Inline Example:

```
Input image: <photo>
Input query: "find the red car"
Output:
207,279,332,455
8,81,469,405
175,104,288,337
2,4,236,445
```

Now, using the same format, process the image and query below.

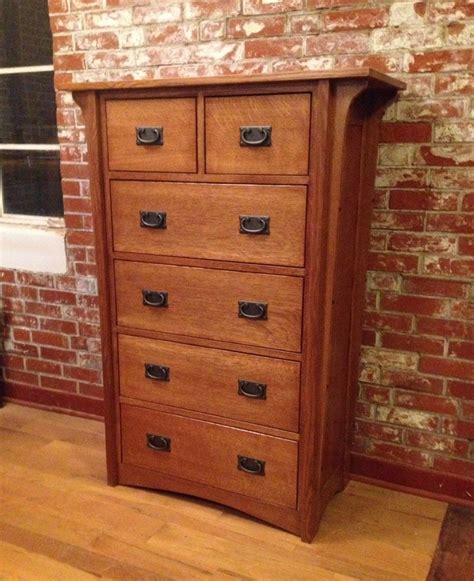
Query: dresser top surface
60,68,405,94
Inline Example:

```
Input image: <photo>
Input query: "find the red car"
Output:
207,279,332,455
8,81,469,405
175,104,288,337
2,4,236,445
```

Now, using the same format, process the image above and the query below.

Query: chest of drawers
69,70,404,542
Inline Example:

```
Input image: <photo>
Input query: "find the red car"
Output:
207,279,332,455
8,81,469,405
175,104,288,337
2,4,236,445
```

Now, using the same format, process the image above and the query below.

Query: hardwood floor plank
0,404,447,580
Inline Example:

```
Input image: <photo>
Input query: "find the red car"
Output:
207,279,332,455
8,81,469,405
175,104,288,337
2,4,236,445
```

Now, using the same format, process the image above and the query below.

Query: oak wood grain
118,334,300,432
111,181,307,266
206,93,311,176
106,98,197,173
121,403,299,508
114,261,304,352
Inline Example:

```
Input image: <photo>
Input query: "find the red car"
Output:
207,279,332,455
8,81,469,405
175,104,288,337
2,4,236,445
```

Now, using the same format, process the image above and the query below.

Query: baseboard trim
351,452,474,507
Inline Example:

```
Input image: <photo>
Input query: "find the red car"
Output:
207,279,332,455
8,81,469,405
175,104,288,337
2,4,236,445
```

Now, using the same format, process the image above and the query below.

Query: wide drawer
106,98,197,173
114,261,303,352
118,334,300,432
111,181,307,267
121,404,298,508
205,93,311,175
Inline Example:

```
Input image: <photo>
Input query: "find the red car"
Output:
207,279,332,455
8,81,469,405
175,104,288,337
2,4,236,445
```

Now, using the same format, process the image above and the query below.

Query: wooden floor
0,404,447,580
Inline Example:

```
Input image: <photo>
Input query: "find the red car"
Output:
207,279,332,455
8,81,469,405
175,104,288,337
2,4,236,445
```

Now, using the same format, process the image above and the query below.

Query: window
0,0,63,223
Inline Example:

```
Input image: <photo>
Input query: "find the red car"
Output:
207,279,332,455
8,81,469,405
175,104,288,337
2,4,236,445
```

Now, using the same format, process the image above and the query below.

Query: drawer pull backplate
136,127,163,146
146,433,171,452
238,380,267,400
240,126,272,147
142,290,168,308
238,301,268,320
238,455,265,475
140,211,167,229
239,215,270,235
145,363,170,381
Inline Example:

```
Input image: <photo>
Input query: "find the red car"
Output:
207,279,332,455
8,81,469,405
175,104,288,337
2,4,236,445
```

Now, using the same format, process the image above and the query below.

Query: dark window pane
1,151,63,217
0,0,53,68
0,72,57,144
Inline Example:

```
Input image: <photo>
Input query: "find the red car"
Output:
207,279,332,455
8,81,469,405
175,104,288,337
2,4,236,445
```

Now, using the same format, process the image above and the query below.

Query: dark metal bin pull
238,455,265,475
238,301,268,320
142,290,168,308
145,363,170,381
240,215,270,235
136,127,163,146
146,433,171,452
238,380,267,400
240,126,272,147
140,211,167,229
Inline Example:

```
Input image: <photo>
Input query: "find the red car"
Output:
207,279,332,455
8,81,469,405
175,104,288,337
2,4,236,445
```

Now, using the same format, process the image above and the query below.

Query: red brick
363,312,412,333
78,383,104,398
368,442,431,468
452,301,474,320
448,380,474,400
63,365,101,383
380,123,432,144
361,329,376,346
394,391,458,415
367,252,418,273
245,38,303,58
423,257,474,277
381,332,444,356
405,431,469,457
41,347,77,364
40,319,78,335
356,421,402,443
289,14,320,33
5,369,39,387
199,21,225,42
53,35,73,54
54,54,85,71
322,8,387,31
307,31,368,55
433,456,474,478
388,234,456,254
0,354,25,370
76,31,120,50
9,343,38,357
462,401,474,420
420,357,474,381
362,385,391,405
243,0,302,15
417,318,474,340
31,331,69,349
416,145,474,167
228,15,286,38
185,0,239,18
427,214,474,234
26,359,62,376
336,54,401,73
381,293,449,317
372,211,424,231
448,341,474,361
407,50,473,73
381,370,444,394
40,375,78,393
402,276,468,298
3,383,104,417
459,237,474,256
39,289,77,306
462,194,474,212
390,190,458,211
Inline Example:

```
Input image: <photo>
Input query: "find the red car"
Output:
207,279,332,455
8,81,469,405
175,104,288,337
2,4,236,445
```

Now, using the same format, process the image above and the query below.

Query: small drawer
115,261,303,352
205,93,311,176
111,181,307,267
121,404,298,508
106,98,197,173
118,334,300,432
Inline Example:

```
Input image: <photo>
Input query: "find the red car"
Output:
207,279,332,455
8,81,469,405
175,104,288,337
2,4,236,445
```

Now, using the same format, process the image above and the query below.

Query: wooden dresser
68,70,404,542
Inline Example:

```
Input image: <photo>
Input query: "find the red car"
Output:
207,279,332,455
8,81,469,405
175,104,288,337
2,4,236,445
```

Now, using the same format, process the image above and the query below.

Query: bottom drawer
121,404,298,509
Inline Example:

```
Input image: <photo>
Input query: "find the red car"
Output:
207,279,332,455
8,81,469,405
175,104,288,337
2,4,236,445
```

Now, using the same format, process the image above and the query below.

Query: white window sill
0,222,67,273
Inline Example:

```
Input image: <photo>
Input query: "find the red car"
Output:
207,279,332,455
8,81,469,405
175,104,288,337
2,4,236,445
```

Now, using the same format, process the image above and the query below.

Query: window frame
0,63,63,226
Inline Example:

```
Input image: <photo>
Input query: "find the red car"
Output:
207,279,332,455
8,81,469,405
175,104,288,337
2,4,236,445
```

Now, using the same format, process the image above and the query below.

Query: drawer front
119,334,300,432
115,261,303,351
106,98,197,173
111,181,307,267
121,404,298,508
205,93,311,176
115,261,303,352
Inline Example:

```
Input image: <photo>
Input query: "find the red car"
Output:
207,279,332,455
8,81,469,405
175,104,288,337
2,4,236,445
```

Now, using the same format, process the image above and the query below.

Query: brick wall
1,0,473,486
